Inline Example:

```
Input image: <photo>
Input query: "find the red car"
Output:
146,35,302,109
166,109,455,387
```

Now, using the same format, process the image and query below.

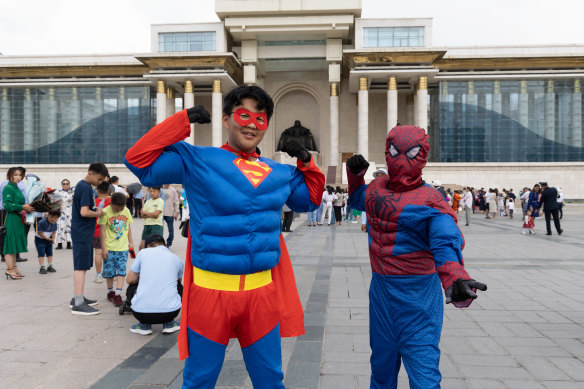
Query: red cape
178,233,305,360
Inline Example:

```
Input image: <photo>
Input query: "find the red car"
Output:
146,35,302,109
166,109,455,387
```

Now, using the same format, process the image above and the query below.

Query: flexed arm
346,154,369,211
124,106,210,186
283,140,325,210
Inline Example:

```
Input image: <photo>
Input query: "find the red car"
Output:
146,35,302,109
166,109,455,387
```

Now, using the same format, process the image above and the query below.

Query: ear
222,113,230,131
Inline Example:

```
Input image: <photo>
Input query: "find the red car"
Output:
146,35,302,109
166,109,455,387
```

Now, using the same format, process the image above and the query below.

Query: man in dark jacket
538,182,563,236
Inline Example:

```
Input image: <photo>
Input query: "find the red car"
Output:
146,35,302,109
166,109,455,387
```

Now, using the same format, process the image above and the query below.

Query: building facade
1,0,583,197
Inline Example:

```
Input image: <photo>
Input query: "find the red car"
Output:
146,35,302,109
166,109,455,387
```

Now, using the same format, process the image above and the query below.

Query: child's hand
102,250,108,260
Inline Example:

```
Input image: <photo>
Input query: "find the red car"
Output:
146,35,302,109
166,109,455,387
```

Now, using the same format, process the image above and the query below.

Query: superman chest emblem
233,158,273,188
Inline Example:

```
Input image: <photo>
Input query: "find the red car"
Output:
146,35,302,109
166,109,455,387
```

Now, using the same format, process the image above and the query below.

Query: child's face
223,97,267,153
110,204,125,213
149,188,160,198
87,172,106,187
48,215,59,224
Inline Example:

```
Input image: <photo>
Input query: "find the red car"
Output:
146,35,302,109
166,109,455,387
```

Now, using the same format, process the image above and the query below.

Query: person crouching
126,234,184,335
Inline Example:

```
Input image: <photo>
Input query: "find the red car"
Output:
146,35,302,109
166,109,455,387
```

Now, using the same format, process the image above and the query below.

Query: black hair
88,162,109,177
223,85,274,122
150,186,162,191
110,192,126,207
145,234,166,248
336,186,342,193
327,186,333,195
48,210,62,218
110,175,119,184
6,167,25,181
96,181,111,194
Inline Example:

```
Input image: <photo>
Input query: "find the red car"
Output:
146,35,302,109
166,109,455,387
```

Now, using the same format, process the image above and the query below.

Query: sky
1,0,583,56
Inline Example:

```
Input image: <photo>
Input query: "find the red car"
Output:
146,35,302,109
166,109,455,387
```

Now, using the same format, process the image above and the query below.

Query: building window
0,86,154,164
433,80,584,163
363,27,424,48
159,32,216,52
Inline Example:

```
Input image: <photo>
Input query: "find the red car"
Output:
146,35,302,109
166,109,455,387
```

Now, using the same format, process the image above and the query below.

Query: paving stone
503,380,546,389
516,356,572,380
216,360,248,387
320,374,356,389
289,340,323,362
284,360,321,389
132,358,184,385
90,369,145,389
117,347,170,370
548,357,584,380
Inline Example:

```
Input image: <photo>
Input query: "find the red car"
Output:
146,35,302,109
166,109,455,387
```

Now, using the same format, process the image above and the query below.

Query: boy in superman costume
346,126,487,389
125,85,324,388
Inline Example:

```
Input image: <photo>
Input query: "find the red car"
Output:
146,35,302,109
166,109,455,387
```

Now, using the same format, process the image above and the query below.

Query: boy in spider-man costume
347,126,487,389
125,85,324,389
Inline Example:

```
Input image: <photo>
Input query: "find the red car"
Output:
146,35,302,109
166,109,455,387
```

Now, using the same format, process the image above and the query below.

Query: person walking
556,187,564,219
320,186,336,226
461,187,473,226
161,184,180,248
527,184,541,218
2,167,35,279
520,187,530,217
333,186,343,226
538,182,563,236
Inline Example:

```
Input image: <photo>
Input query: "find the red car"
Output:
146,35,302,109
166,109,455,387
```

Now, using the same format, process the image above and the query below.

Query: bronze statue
276,120,319,152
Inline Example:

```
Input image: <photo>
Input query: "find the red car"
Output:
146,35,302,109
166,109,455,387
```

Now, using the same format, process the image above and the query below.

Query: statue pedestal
273,151,319,165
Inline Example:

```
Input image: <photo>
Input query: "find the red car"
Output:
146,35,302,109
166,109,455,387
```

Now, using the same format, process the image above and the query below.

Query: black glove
445,278,487,304
186,105,211,124
281,140,311,163
255,146,261,156
347,154,370,175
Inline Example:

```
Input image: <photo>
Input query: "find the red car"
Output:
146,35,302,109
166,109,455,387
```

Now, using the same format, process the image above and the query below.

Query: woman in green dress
3,167,34,280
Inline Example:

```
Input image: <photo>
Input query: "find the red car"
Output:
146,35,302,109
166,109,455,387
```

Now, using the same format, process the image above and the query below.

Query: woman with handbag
2,167,34,280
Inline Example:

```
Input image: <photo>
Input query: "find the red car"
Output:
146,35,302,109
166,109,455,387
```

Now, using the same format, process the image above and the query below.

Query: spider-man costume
348,126,485,389
125,109,324,388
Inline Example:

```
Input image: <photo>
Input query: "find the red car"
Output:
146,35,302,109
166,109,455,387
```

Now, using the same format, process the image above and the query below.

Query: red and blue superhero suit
125,109,324,389
347,126,486,389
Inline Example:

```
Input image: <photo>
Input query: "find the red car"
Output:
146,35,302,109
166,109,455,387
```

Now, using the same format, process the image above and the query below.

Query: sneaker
71,302,100,316
522,231,527,235
112,294,123,307
69,297,98,309
559,229,563,235
130,323,152,335
162,320,181,334
47,265,56,272
107,291,115,302
94,274,104,283
39,266,47,274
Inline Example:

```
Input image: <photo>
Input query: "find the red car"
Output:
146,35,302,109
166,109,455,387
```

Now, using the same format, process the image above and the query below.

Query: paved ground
1,205,584,388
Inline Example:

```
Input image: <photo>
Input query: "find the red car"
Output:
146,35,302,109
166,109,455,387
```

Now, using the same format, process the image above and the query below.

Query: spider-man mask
385,126,429,192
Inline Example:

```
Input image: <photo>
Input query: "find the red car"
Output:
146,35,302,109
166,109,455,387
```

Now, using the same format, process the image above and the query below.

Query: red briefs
186,281,281,348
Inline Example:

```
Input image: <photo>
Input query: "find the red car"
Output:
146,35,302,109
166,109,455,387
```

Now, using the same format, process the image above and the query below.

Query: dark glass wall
0,86,154,164
433,80,584,162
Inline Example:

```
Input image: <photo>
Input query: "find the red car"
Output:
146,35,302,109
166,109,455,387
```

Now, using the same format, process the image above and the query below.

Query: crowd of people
0,164,184,335
429,181,565,235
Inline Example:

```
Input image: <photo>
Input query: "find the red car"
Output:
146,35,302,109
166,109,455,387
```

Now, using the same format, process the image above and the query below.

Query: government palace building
1,1,583,198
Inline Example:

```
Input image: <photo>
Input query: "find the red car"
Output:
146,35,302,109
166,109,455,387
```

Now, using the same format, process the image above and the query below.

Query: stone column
544,80,555,141
406,93,414,125
212,80,223,147
47,88,58,145
491,81,502,161
0,89,10,152
572,80,582,147
23,88,34,151
329,83,339,166
417,76,428,131
166,87,176,119
518,80,529,128
387,76,398,133
156,81,166,124
358,77,369,159
183,80,195,145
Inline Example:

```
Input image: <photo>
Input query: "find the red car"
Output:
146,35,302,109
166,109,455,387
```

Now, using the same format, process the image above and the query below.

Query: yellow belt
193,266,272,291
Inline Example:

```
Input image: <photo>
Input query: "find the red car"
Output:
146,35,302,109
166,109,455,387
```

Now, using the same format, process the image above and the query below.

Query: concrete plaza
1,205,583,388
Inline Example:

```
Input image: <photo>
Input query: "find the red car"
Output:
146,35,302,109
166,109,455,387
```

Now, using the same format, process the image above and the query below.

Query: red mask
385,126,429,192
232,108,268,131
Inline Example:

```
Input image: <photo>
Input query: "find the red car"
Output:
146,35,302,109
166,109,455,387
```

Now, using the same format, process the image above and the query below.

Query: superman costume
347,126,485,389
125,109,324,388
